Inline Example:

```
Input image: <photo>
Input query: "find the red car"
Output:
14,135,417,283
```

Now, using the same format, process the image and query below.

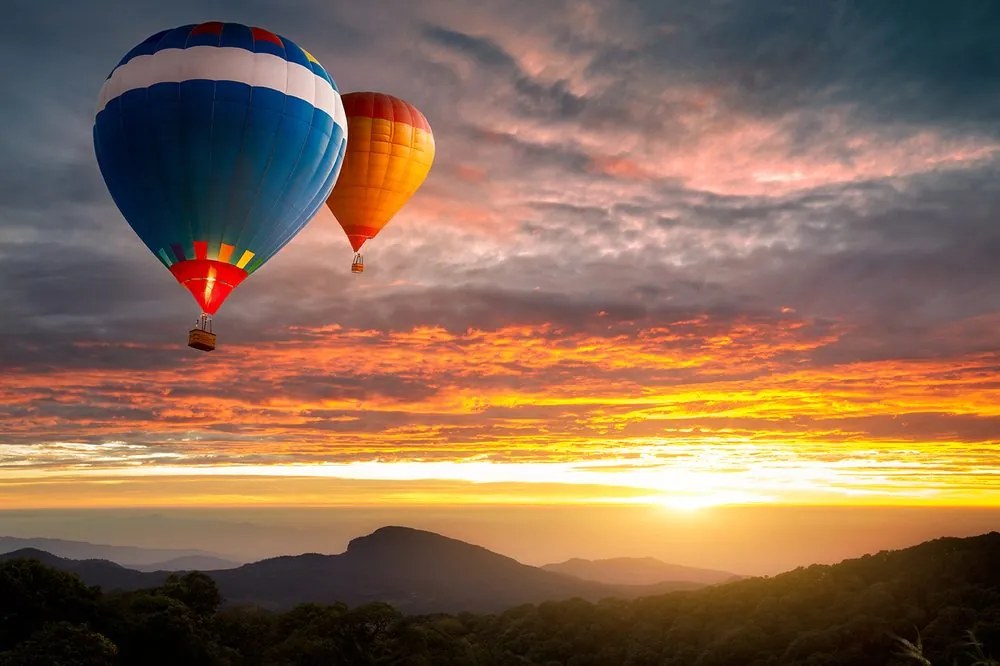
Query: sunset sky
1,0,998,570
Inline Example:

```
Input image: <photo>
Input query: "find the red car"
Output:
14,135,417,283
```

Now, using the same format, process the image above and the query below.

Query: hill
0,536,236,568
211,526,702,612
542,556,741,585
0,548,165,590
2,527,701,613
452,531,1000,665
131,555,241,572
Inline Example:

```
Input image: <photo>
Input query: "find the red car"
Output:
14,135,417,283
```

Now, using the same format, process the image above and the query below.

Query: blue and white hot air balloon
93,22,347,351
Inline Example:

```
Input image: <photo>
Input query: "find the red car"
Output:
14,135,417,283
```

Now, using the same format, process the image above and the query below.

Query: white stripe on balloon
96,45,343,126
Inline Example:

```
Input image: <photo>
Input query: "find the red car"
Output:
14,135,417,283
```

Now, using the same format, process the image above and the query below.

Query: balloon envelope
325,92,435,253
94,22,348,314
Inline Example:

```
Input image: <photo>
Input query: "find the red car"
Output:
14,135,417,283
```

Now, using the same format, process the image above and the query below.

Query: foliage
0,622,117,666
0,558,102,652
0,533,997,665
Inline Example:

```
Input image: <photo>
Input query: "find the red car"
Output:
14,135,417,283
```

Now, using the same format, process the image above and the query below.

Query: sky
0,0,998,570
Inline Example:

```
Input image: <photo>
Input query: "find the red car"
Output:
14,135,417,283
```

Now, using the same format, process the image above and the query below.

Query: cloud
2,316,997,471
2,0,999,504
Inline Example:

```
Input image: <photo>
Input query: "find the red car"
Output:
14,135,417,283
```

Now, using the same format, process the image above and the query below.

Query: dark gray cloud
425,26,588,119
619,0,1000,130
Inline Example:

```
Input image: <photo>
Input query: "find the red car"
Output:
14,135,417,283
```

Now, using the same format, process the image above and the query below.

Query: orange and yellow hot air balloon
325,92,435,273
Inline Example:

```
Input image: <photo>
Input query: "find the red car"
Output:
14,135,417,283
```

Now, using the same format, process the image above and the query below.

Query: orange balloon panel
326,92,435,252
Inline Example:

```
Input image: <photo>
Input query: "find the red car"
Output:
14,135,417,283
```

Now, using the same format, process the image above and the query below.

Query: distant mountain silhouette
1,526,702,613
0,548,165,590
0,536,235,567
131,555,241,572
542,556,741,586
211,526,702,612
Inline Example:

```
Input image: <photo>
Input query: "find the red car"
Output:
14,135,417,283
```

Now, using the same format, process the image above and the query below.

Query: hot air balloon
325,92,435,273
93,22,348,351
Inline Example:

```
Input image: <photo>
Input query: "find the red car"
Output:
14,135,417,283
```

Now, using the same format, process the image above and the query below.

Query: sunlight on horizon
2,450,996,510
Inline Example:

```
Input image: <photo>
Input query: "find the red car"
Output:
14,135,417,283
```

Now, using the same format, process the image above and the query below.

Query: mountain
0,536,236,567
1,526,702,613
0,548,165,590
210,526,701,612
542,556,741,585
131,555,241,572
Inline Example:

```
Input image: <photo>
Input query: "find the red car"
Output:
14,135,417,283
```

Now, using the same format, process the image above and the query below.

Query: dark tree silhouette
0,622,117,666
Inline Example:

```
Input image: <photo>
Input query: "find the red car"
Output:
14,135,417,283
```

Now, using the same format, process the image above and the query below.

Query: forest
1,533,998,665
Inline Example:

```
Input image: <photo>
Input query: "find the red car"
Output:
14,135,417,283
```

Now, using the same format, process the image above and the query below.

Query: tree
104,592,225,666
160,572,223,619
213,605,277,666
0,622,117,666
0,559,101,651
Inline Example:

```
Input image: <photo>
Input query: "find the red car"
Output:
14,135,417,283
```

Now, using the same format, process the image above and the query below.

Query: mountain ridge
4,528,1000,619
211,526,703,612
0,535,238,568
0,526,704,613
542,555,742,585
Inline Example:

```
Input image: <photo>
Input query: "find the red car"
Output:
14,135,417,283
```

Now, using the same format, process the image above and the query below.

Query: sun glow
2,445,997,510
645,491,777,512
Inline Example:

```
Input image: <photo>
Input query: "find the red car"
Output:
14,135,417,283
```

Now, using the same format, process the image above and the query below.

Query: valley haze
2,505,998,576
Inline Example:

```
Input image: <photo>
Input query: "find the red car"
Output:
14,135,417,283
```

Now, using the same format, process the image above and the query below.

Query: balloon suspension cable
188,313,217,352
351,253,365,274
196,313,213,333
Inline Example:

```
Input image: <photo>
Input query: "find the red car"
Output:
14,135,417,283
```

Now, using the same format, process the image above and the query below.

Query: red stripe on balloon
191,22,224,36
251,27,284,48
341,92,432,133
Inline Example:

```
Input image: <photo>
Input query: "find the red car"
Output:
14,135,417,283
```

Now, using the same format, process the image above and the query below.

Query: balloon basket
351,253,364,274
188,314,216,352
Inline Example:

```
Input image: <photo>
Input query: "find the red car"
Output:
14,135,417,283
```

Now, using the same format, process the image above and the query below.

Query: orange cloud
2,314,997,488
2,313,998,509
